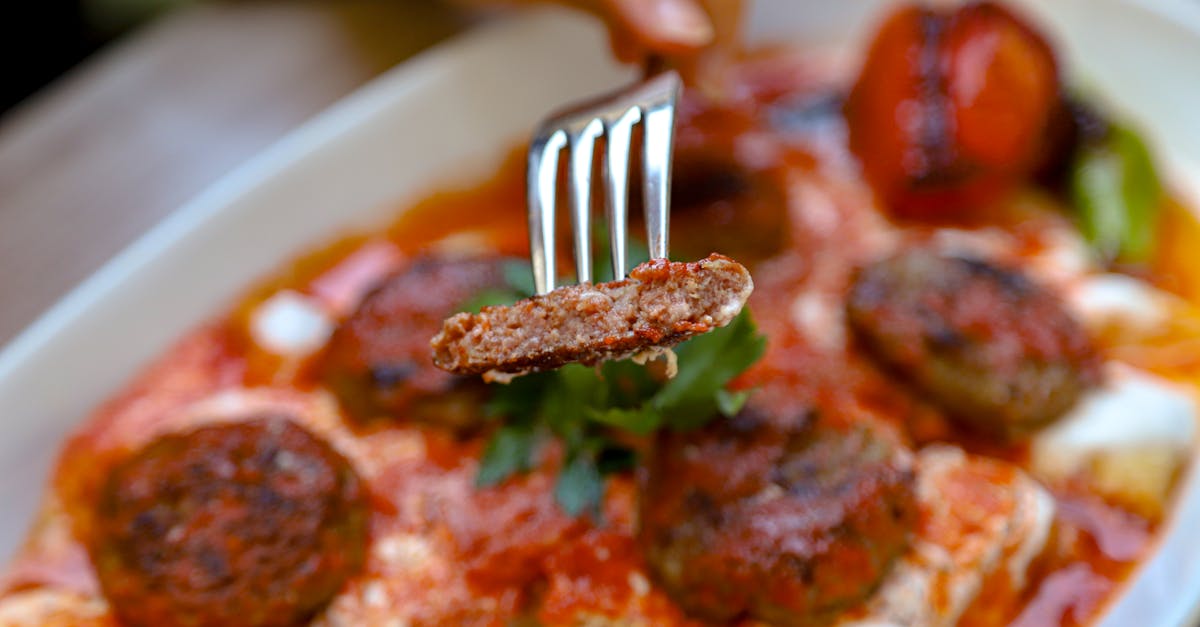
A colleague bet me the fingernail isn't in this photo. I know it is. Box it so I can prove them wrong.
[652,0,714,47]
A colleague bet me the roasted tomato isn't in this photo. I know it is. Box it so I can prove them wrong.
[89,417,368,627]
[845,2,1060,218]
[847,248,1101,438]
[639,409,917,624]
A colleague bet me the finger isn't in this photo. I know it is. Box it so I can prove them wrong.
[604,0,714,55]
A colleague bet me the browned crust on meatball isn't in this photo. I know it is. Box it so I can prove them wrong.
[322,256,504,426]
[430,254,753,378]
[639,410,917,624]
[89,417,368,627]
[846,248,1101,438]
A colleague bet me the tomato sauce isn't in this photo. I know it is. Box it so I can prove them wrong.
[7,44,1200,627]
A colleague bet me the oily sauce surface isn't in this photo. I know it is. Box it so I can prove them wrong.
[7,50,1200,627]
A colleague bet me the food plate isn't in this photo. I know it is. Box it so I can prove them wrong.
[0,1,1197,624]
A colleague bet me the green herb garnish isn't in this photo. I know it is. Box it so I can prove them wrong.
[476,310,767,517]
[1071,122,1162,263]
[476,423,537,487]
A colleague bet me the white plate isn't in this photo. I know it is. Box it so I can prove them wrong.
[0,2,1197,624]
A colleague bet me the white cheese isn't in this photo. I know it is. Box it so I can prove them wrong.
[841,446,1055,627]
[0,589,111,625]
[1031,364,1196,513]
[1025,224,1095,283]
[250,290,334,356]
[789,289,845,351]
[1034,364,1194,468]
[927,227,1012,260]
[1067,273,1173,330]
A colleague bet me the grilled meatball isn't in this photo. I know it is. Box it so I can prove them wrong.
[323,256,504,427]
[669,157,788,265]
[847,248,1100,437]
[90,417,368,627]
[432,255,753,378]
[639,411,917,624]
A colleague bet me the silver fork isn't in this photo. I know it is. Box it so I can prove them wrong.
[526,71,682,295]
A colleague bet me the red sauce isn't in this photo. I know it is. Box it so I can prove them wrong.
[9,46,1199,627]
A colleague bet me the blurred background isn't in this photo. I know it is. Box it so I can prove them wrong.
[4,0,473,112]
[0,0,484,345]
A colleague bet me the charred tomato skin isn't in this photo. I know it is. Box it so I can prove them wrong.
[322,255,504,428]
[845,1,1060,218]
[90,417,368,627]
[847,248,1101,438]
[639,411,917,624]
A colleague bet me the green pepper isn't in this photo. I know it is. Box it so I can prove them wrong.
[1071,123,1162,263]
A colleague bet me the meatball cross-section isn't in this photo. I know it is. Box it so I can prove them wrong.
[431,254,753,379]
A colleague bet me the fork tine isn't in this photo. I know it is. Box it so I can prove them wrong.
[528,127,567,295]
[568,118,604,284]
[528,71,681,293]
[604,107,640,280]
[638,72,682,260]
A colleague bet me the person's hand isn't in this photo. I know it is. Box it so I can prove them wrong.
[458,0,724,63]
[597,0,715,62]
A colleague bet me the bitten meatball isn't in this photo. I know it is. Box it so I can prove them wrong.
[847,248,1100,437]
[639,411,917,624]
[323,256,504,427]
[432,255,753,379]
[90,417,368,627]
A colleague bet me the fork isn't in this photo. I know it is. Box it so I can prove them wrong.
[526,71,683,295]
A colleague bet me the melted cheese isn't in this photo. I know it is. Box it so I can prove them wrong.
[840,446,1055,627]
[1031,364,1197,514]
[0,589,112,626]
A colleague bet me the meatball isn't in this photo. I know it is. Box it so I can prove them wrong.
[846,249,1100,437]
[90,417,368,627]
[432,255,753,378]
[669,156,789,265]
[323,256,504,427]
[639,411,917,624]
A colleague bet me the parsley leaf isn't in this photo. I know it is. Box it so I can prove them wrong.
[467,247,766,516]
[652,311,767,429]
[716,388,751,417]
[458,288,522,314]
[476,423,538,487]
[555,452,605,518]
[476,310,767,516]
[588,405,662,434]
[484,370,549,419]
